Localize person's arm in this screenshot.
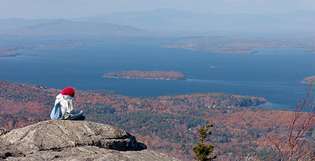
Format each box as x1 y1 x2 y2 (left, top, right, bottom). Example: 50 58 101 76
60 99 73 119
60 101 67 119
67 100 74 113
64 101 73 119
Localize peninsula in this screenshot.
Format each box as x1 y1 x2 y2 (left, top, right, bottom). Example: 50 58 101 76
304 76 315 85
103 71 185 80
164 36 315 55
0 48 19 57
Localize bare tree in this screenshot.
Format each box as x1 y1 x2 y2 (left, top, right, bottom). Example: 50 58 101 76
268 85 315 161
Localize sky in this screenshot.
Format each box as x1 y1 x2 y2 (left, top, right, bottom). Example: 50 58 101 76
1 0 315 19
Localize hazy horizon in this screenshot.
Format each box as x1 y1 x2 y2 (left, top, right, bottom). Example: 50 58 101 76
1 0 315 19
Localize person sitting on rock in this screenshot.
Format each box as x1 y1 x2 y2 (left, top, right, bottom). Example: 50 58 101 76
50 87 85 120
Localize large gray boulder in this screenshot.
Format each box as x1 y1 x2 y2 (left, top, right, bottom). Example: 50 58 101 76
0 121 180 161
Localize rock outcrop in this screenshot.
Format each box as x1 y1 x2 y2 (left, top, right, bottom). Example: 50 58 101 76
0 121 180 161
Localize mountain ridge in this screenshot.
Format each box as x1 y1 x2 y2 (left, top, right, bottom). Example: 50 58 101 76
0 19 146 37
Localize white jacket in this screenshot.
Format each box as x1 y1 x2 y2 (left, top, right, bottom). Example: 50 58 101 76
54 94 74 119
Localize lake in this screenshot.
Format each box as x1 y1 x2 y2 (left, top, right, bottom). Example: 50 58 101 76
0 39 314 108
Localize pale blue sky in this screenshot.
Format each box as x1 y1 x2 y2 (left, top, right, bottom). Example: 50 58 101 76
1 0 315 18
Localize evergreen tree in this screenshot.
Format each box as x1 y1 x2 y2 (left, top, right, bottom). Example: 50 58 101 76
193 124 216 161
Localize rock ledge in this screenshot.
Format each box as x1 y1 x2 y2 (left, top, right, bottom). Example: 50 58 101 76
0 120 179 161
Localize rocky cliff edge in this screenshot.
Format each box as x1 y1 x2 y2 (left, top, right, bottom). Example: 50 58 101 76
0 120 180 161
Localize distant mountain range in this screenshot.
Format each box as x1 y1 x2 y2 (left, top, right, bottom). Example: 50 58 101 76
0 9 314 57
0 19 147 37
79 9 315 35
1 9 315 37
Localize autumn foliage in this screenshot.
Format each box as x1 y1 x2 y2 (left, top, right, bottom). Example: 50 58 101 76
0 81 314 160
267 85 315 161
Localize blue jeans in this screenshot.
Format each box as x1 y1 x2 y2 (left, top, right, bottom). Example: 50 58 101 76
67 111 85 120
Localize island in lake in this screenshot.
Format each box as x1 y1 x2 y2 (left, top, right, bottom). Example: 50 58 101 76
103 71 185 80
303 76 315 85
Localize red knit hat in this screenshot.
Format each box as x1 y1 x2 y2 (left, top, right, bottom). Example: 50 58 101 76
61 87 75 97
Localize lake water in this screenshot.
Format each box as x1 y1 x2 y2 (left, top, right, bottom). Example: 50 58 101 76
0 39 314 108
